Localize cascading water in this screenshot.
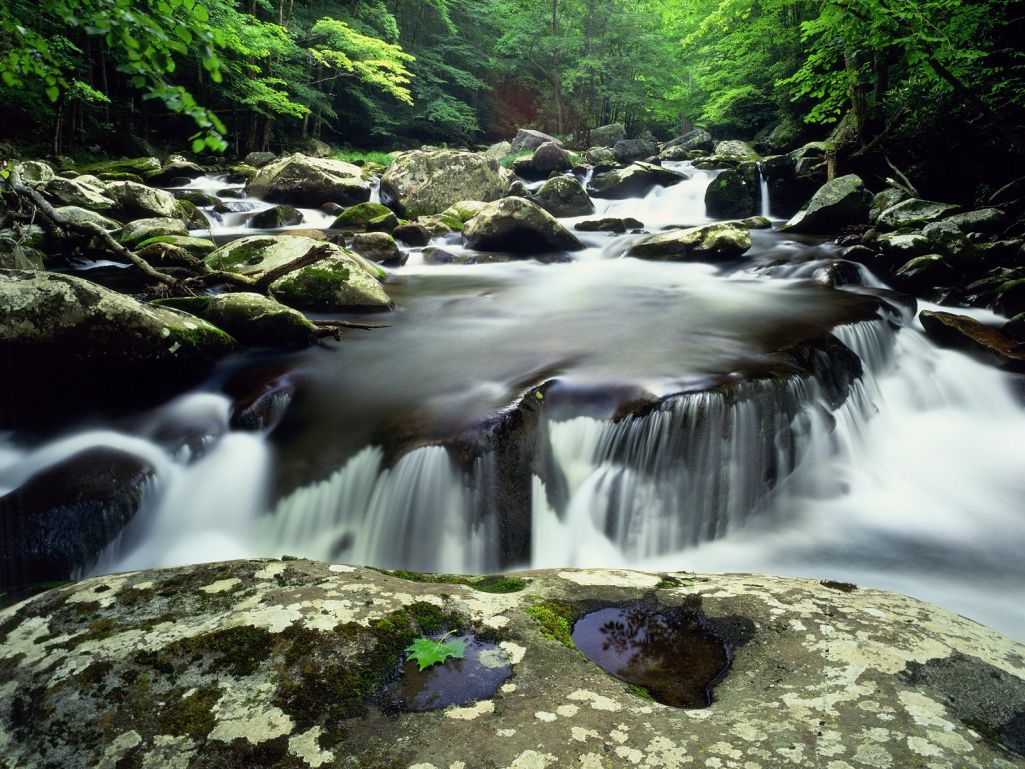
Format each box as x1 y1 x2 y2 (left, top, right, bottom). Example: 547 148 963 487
758 164 771 218
6 158 1025 643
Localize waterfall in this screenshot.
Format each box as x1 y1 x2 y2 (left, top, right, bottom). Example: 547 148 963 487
758 164 771 218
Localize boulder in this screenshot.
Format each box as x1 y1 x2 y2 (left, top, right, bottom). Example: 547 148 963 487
118 217 188 248
440 200 489 224
243 151 277 168
393 222 431 246
780 174 872 234
269 253 391 311
146 157 205 186
943 208 1006 235
920 310 1025 370
869 187 910 224
584 147 615 166
422 247 515 265
0 237 42 271
0 448 154 586
380 150 511 217
531 176 595 218
511 128 560 152
922 220 973 261
1004 313 1025 342
332 202 398 232
876 199 959 232
53 206 122 231
574 217 644 233
613 138 656 164
530 141 573 174
665 128 714 153
104 180 183 220
43 177 116 210
877 231 931 262
484 141 513 159
135 235 217 257
247 154 371 207
893 255 955 291
713 140 759 161
155 293 316 348
351 231 404 266
15 160 55 186
704 169 754 219
462 197 584 253
292 137 332 157
590 123 626 147
75 157 161 175
3 564 1023 769
180 190 220 207
588 162 687 199
248 204 304 229
206 235 351 279
628 222 751 262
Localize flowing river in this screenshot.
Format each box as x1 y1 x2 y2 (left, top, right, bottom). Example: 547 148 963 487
3 162 1025 641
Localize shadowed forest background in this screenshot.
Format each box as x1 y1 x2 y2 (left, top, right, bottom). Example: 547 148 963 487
1 0 1024 203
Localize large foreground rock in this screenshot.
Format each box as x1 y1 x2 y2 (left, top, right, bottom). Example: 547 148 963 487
463 197 583 253
246 154 371 207
1 562 1023 769
380 149 511 217
781 174 872 233
628 222 752 262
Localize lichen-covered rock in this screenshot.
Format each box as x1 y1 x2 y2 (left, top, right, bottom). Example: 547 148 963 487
713 139 759 161
664 128 714 153
590 123 625 147
781 174 872 234
43 177 116 210
75 156 162 176
532 175 595 218
380 150 511 217
441 200 489 223
1 563 1024 769
893 254 955 291
462 197 583 253
531 141 573 174
246 154 371 207
943 208 1006 235
876 198 960 231
331 201 396 231
877 231 931 261
15 160 56 185
920 310 1025 370
54 206 123 231
0 448 154 586
205 235 332 279
135 235 217 257
146 157 205 185
248 204 304 229
613 138 656 164
118 217 189 248
628 222 752 262
104 180 183 220
869 187 910 224
155 292 317 348
588 162 687 199
351 231 404 266
511 128 560 152
269 253 392 311
704 169 754 219
584 146 615 166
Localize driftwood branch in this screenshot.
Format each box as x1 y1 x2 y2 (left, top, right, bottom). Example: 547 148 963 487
883 154 919 196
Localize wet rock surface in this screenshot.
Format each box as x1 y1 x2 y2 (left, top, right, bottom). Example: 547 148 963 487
1 563 1024 768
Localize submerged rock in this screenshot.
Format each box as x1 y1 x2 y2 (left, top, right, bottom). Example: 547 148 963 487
781 174 872 234
155 293 317 348
462 197 583 253
1 562 1023 769
628 222 751 262
246 154 371 207
381 150 511 217
0 448 154 586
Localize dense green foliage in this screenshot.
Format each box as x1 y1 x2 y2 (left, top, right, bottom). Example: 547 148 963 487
1 0 1023 196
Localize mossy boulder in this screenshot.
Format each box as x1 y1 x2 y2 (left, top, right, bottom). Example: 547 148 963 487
589 123 626 147
531 175 595 218
246 154 371 207
588 162 687 199
104 180 184 220
781 174 872 234
75 156 162 175
462 197 584 253
155 293 317 348
441 200 488 223
510 128 560 152
380 150 512 217
270 254 391 311
15 160 56 185
893 254 956 291
664 128 714 153
876 198 959 232
118 217 189 248
146 157 205 186
705 169 755 219
627 222 752 262
248 204 304 229
135 235 217 257
584 146 615 165
943 208 1006 235
332 202 398 233
712 139 759 161
869 187 910 224
205 235 331 278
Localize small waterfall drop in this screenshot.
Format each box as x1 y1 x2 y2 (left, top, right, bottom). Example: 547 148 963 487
758 164 771 218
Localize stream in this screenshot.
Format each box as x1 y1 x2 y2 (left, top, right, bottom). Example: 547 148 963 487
4 162 1025 640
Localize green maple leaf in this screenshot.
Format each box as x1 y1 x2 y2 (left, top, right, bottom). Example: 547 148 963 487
404 633 467 671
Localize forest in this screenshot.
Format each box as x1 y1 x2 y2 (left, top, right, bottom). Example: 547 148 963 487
2 0 1024 201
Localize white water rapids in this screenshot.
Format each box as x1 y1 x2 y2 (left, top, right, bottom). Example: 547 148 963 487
3 162 1025 641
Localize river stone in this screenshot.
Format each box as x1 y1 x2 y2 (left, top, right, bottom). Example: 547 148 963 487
155 293 316 348
244 151 277 168
588 162 687 199
246 154 370 207
531 141 573 173
462 197 583 253
248 204 304 229
876 198 960 231
532 175 595 218
441 200 488 223
380 150 512 217
869 187 910 224
713 139 759 161
75 156 162 176
2 563 1024 769
393 222 431 246
53 206 123 231
574 216 644 233
484 141 513 159
0 448 154 586
332 201 394 230
136 235 217 257
704 169 754 219
104 180 183 220
943 208 1006 235
511 128 560 152
781 174 872 234
146 158 205 186
0 237 42 271
15 160 55 185
422 247 516 265
920 310 1025 370
627 222 752 262
206 235 346 279
42 177 116 210
665 128 714 153
351 231 404 266
613 138 656 164
589 123 625 147
584 146 615 165
877 231 931 261
894 254 955 291
270 253 391 311
118 216 188 247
